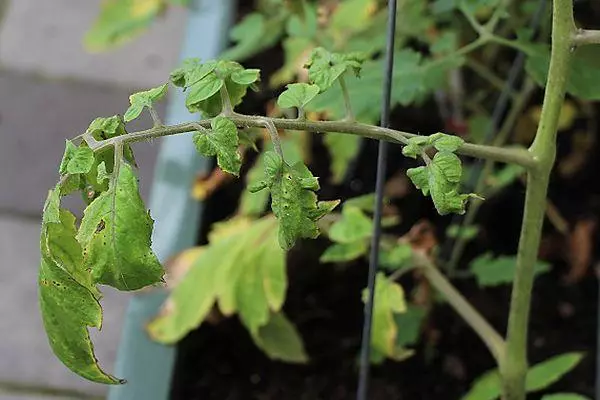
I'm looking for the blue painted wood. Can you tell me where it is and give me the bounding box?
[107,1,235,399]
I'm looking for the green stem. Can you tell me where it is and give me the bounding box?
[572,28,600,46]
[148,106,162,128]
[261,119,284,158]
[85,115,536,168]
[219,85,233,115]
[339,75,355,121]
[500,1,575,399]
[417,256,505,363]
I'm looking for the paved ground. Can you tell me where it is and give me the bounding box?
[0,0,187,398]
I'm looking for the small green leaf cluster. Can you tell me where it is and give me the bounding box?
[403,133,480,215]
[170,58,260,117]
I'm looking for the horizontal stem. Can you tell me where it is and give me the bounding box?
[418,255,506,363]
[573,29,600,46]
[86,114,536,168]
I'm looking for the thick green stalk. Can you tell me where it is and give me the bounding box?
[500,1,575,399]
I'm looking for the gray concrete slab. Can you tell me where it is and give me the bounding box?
[0,215,132,396]
[0,0,187,88]
[0,70,162,216]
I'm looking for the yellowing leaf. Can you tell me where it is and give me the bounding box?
[252,313,308,363]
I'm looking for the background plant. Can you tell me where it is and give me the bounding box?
[39,0,600,399]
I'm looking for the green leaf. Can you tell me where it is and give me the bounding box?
[380,243,413,271]
[323,133,361,184]
[469,253,550,287]
[192,116,241,176]
[124,84,168,122]
[231,69,261,86]
[394,305,427,347]
[304,47,366,91]
[431,31,459,55]
[446,224,479,240]
[277,83,320,109]
[430,132,465,152]
[362,273,409,360]
[97,162,109,185]
[66,146,95,175]
[220,12,286,61]
[40,188,120,384]
[252,313,308,363]
[59,140,78,175]
[84,0,163,51]
[487,164,525,191]
[250,151,338,249]
[328,206,372,244]
[147,247,218,343]
[462,353,584,400]
[541,394,591,400]
[320,240,369,263]
[526,45,600,100]
[77,161,164,291]
[526,353,584,392]
[406,166,430,195]
[343,193,378,212]
[186,73,224,108]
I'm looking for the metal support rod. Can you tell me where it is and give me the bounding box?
[356,1,397,399]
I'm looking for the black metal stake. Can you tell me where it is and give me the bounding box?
[356,1,397,399]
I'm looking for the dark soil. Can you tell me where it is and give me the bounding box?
[170,3,599,399]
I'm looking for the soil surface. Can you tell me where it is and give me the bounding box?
[170,3,599,399]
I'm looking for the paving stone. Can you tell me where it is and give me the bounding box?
[0,0,187,88]
[0,70,161,216]
[0,215,132,396]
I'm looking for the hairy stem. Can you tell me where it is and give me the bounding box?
[500,1,575,399]
[339,75,355,121]
[261,119,284,158]
[85,115,536,168]
[418,255,505,363]
[573,29,600,46]
[219,85,233,115]
[148,106,162,127]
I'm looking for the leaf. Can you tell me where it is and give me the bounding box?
[486,164,525,191]
[250,151,338,249]
[40,189,120,384]
[252,313,308,363]
[59,140,78,175]
[526,45,600,101]
[469,253,550,286]
[320,240,369,263]
[380,243,413,271]
[124,84,168,122]
[526,353,584,392]
[231,69,261,86]
[220,12,286,61]
[193,116,241,176]
[85,0,164,52]
[304,47,366,91]
[446,225,479,240]
[541,394,591,400]
[323,133,361,184]
[394,305,427,347]
[343,193,378,212]
[147,246,218,343]
[77,161,164,291]
[328,206,372,244]
[97,162,109,185]
[186,73,224,107]
[462,353,584,400]
[66,146,95,175]
[277,83,320,109]
[362,273,409,359]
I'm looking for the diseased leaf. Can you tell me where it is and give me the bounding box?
[77,161,164,291]
[328,206,372,244]
[320,240,369,263]
[124,84,168,122]
[192,116,241,176]
[252,313,308,363]
[362,274,410,360]
[324,132,361,184]
[250,151,338,249]
[40,188,120,384]
[278,83,320,109]
[97,162,109,185]
[66,146,95,175]
[469,253,550,286]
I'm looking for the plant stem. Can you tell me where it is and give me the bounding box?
[85,115,536,168]
[573,29,600,46]
[500,1,575,399]
[261,119,284,158]
[219,85,233,115]
[148,106,163,127]
[339,75,355,121]
[417,255,506,363]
